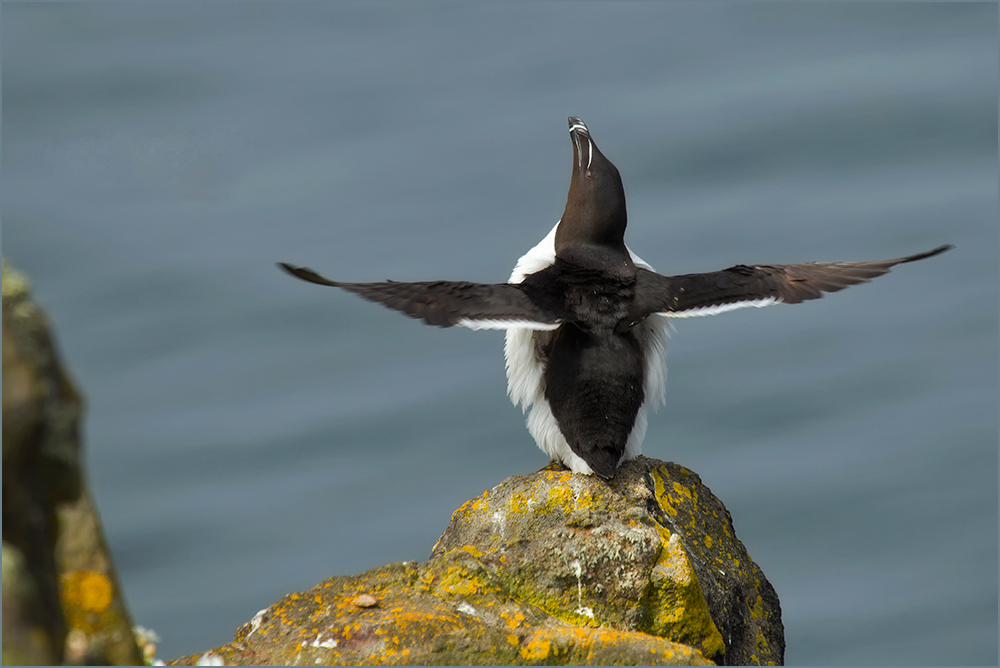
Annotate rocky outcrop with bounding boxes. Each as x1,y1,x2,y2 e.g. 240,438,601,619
433,459,783,665
2,260,143,665
173,459,783,665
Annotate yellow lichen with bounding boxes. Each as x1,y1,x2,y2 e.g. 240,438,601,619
651,470,678,516
434,565,484,597
672,481,693,503
546,484,573,509
573,487,597,510
61,571,113,614
500,610,526,629
519,637,551,661
643,523,725,660
518,627,704,665
509,491,532,514
455,493,488,521
460,545,483,558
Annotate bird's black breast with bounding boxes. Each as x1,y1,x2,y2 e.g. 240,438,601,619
543,324,645,479
525,243,647,478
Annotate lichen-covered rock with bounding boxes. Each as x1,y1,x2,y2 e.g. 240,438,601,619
2,260,143,665
431,458,783,665
647,461,784,665
431,462,724,659
170,557,711,666
172,458,783,666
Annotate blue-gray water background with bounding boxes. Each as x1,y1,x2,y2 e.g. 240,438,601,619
3,4,997,664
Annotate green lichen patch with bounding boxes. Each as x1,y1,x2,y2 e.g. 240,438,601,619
649,462,784,665
642,527,725,660
518,627,711,666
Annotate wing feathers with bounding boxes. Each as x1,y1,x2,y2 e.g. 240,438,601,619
631,244,952,320
277,262,567,329
281,244,952,330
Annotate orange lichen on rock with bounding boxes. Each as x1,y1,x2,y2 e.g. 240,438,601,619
61,571,113,615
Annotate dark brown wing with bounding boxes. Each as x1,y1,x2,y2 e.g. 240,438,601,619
277,263,568,329
624,244,952,325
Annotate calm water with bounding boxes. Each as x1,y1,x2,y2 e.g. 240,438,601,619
3,4,997,664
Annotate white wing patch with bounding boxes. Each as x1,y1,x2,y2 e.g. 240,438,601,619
664,297,780,318
454,227,566,333
457,318,561,331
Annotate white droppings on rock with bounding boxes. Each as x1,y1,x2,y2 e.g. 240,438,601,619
248,608,268,637
456,601,478,617
309,636,339,649
568,475,588,506
492,510,507,540
570,559,593,618
196,651,225,666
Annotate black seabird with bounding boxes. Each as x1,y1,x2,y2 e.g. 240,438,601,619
279,116,951,480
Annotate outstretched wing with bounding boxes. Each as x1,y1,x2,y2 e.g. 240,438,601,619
624,244,952,325
277,263,568,330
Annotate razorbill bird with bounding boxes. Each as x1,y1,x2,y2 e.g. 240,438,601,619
279,116,952,480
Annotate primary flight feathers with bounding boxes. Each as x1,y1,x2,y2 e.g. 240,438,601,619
278,243,952,332
277,262,567,329
627,244,953,322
